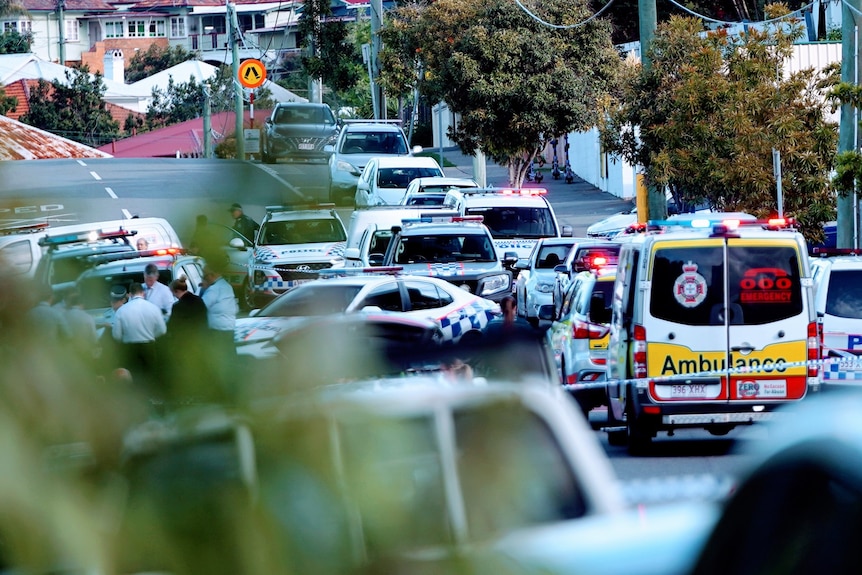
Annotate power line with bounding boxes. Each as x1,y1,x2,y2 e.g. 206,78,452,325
664,0,819,26
513,0,617,30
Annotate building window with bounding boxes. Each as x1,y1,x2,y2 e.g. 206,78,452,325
148,19,166,37
127,20,145,37
201,15,226,34
64,19,79,41
105,21,123,38
238,13,265,31
170,16,186,38
3,20,31,33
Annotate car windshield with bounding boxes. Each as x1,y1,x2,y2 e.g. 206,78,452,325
824,269,862,319
404,194,447,206
341,132,408,155
394,233,497,264
465,207,556,239
77,267,172,310
378,167,443,189
275,106,335,125
259,218,346,245
259,284,363,317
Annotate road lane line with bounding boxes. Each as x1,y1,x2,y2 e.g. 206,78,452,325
77,160,87,166
90,171,102,181
105,187,118,199
122,209,133,219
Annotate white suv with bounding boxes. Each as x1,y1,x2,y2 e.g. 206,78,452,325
245,204,347,309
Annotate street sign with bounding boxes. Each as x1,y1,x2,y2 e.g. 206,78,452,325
238,59,266,89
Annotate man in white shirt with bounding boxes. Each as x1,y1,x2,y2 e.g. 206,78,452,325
201,260,238,401
113,282,167,387
143,263,175,320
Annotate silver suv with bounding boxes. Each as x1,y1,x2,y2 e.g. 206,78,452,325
326,121,421,206
261,102,341,164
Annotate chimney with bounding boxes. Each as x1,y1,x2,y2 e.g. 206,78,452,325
103,49,125,84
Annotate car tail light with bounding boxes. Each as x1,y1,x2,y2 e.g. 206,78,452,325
633,324,647,379
808,321,819,378
573,319,610,340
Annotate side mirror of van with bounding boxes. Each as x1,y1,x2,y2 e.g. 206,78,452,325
560,225,574,237
229,238,246,250
538,304,555,322
344,247,361,261
368,253,385,266
503,252,518,265
553,264,568,274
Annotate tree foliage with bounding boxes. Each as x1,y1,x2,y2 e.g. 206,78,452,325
125,44,198,84
379,0,622,187
297,0,362,94
599,7,837,243
0,29,31,54
0,86,16,115
20,65,120,148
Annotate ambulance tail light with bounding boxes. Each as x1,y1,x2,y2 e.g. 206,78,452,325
573,319,609,340
808,321,819,378
633,324,647,379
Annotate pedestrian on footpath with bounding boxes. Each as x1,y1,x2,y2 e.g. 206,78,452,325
113,282,166,391
229,203,259,242
143,264,174,320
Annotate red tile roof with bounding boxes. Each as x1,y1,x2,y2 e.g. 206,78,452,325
20,0,115,11
0,114,112,160
98,109,271,157
2,79,142,126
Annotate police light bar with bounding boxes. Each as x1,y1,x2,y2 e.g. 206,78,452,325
810,247,862,257
401,214,483,225
499,188,547,196
0,221,50,235
85,247,187,265
318,266,404,277
39,227,137,247
265,203,337,213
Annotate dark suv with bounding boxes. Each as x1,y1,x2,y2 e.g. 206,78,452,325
261,102,341,164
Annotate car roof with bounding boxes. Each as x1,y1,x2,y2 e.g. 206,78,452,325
409,177,479,187
342,123,404,134
79,253,196,275
812,256,862,269
373,156,442,168
455,194,552,208
398,221,490,235
266,209,342,223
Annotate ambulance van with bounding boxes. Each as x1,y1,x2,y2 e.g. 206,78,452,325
605,216,819,453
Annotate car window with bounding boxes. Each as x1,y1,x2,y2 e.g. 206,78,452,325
359,283,403,312
260,219,346,245
404,280,453,311
395,233,496,263
560,278,579,317
261,284,362,317
824,269,862,319
378,168,443,189
1,240,34,275
588,281,614,324
368,230,392,256
536,244,573,269
465,207,556,239
650,245,803,326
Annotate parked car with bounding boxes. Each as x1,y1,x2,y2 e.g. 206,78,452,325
514,237,579,326
354,156,444,208
399,176,480,206
326,121,421,206
261,102,341,164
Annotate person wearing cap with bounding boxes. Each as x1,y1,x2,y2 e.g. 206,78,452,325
229,203,259,242
143,263,174,320
97,285,128,377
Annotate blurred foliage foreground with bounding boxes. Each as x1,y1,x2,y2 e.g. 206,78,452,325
0,265,570,575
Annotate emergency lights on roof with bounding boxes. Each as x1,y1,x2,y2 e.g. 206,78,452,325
318,266,404,277
401,215,484,225
810,247,862,257
0,221,50,236
39,228,136,247
647,217,796,231
265,203,337,213
499,188,547,196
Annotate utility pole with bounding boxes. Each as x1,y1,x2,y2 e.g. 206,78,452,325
203,84,213,158
307,0,323,103
838,0,862,248
228,1,244,159
638,0,665,222
370,0,385,119
56,0,65,65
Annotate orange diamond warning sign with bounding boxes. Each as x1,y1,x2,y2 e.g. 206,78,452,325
238,59,266,89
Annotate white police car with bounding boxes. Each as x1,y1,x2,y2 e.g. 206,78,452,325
811,249,862,388
235,270,500,359
514,237,577,326
381,214,514,302
244,204,347,309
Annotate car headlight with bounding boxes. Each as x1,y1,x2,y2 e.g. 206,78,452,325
335,160,361,175
480,274,510,296
535,282,555,293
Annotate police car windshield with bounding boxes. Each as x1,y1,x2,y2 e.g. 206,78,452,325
824,269,862,320
394,233,497,264
260,284,363,317
259,219,346,245
465,207,556,239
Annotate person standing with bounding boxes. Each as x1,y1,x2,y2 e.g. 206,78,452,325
229,203,259,242
201,259,238,401
113,282,167,388
63,288,98,366
166,275,209,401
27,284,70,343
168,275,208,337
143,263,174,320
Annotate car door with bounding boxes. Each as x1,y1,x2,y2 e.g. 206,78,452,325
353,280,405,312
644,237,810,404
356,159,377,207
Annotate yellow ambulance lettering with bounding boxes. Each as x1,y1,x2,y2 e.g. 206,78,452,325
648,342,807,378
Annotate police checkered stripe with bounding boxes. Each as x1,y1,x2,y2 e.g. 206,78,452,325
438,300,496,341
561,357,862,392
260,278,305,290
427,262,465,277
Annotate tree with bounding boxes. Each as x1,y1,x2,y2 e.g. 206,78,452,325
0,29,31,54
298,0,362,96
20,65,120,148
379,0,622,187
125,44,198,83
0,86,16,115
599,7,837,243
0,0,27,19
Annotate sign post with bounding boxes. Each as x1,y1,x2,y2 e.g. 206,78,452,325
238,59,266,160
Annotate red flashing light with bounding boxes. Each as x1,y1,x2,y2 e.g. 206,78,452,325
808,321,819,378
499,188,547,196
572,319,610,340
633,324,647,379
452,216,484,223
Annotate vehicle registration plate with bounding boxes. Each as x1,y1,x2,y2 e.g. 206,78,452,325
298,143,315,150
670,384,708,398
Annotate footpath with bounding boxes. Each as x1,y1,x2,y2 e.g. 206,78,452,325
439,147,632,236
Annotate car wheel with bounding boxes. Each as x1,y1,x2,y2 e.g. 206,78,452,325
626,406,652,455
607,429,628,447
243,278,258,311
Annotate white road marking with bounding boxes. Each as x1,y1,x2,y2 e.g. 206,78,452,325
77,160,87,166
122,209,133,219
90,171,102,181
105,187,118,199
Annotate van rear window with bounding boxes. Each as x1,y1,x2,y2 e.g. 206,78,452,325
825,270,862,319
650,245,803,326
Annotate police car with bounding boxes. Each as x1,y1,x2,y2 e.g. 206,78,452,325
381,214,514,302
548,265,616,417
811,249,862,388
606,215,819,453
244,204,347,309
514,237,577,325
235,269,500,359
443,187,573,267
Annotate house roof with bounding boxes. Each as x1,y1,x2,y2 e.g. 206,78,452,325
97,109,269,157
0,114,113,160
19,0,115,12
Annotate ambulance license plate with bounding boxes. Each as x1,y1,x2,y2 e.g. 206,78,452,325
670,383,708,398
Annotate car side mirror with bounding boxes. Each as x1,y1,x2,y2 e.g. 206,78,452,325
228,238,246,250
249,309,260,317
368,253,384,266
324,144,334,153
538,304,555,321
553,264,567,274
344,247,360,260
411,145,423,154
561,225,574,237
515,260,529,270
503,251,518,265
